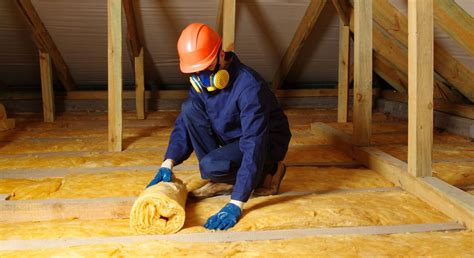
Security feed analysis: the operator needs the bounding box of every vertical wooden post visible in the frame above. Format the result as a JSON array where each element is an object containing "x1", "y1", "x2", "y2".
[
  {"x1": 222, "y1": 0, "x2": 236, "y2": 52},
  {"x1": 352, "y1": 0, "x2": 372, "y2": 146},
  {"x1": 408, "y1": 0, "x2": 433, "y2": 177},
  {"x1": 39, "y1": 50, "x2": 55, "y2": 122},
  {"x1": 337, "y1": 22, "x2": 350, "y2": 123},
  {"x1": 108, "y1": 0, "x2": 123, "y2": 152},
  {"x1": 135, "y1": 47, "x2": 145, "y2": 120}
]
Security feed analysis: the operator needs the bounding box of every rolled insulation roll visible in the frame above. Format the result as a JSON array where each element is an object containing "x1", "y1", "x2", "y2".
[{"x1": 130, "y1": 180, "x2": 187, "y2": 234}]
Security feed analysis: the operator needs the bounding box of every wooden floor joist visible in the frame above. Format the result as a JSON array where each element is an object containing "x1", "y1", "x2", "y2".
[
  {"x1": 0, "y1": 222, "x2": 464, "y2": 251},
  {"x1": 312, "y1": 122, "x2": 474, "y2": 229},
  {"x1": 0, "y1": 187, "x2": 400, "y2": 223}
]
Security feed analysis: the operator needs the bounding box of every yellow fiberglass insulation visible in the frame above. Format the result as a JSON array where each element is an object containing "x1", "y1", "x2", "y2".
[{"x1": 130, "y1": 180, "x2": 187, "y2": 234}]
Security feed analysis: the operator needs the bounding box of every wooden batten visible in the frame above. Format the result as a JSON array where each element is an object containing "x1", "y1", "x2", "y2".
[
  {"x1": 272, "y1": 0, "x2": 327, "y2": 90},
  {"x1": 108, "y1": 0, "x2": 123, "y2": 152},
  {"x1": 352, "y1": 0, "x2": 372, "y2": 146}
]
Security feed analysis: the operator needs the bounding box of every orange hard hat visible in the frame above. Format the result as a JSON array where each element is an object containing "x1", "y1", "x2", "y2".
[{"x1": 177, "y1": 23, "x2": 221, "y2": 73}]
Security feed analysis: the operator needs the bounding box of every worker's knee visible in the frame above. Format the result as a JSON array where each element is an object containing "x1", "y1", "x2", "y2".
[{"x1": 199, "y1": 154, "x2": 236, "y2": 183}]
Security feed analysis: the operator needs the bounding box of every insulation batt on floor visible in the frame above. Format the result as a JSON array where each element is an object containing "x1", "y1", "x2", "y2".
[
  {"x1": 1, "y1": 231, "x2": 473, "y2": 257},
  {"x1": 0, "y1": 191, "x2": 450, "y2": 240},
  {"x1": 0, "y1": 110, "x2": 472, "y2": 257}
]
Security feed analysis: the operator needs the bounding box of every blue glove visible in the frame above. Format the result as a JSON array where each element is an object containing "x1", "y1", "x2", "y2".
[
  {"x1": 146, "y1": 167, "x2": 172, "y2": 188},
  {"x1": 204, "y1": 203, "x2": 241, "y2": 230}
]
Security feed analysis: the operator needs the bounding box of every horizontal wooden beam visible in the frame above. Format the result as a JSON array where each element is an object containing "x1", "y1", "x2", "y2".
[
  {"x1": 16, "y1": 0, "x2": 76, "y2": 91},
  {"x1": 0, "y1": 222, "x2": 463, "y2": 251},
  {"x1": 382, "y1": 90, "x2": 474, "y2": 120},
  {"x1": 0, "y1": 89, "x2": 382, "y2": 101},
  {"x1": 312, "y1": 122, "x2": 474, "y2": 229}
]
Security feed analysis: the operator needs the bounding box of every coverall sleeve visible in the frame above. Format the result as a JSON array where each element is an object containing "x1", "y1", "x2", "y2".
[
  {"x1": 164, "y1": 89, "x2": 200, "y2": 165},
  {"x1": 231, "y1": 84, "x2": 270, "y2": 202}
]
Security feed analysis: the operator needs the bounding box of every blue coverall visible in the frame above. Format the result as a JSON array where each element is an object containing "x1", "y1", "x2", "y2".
[{"x1": 164, "y1": 53, "x2": 291, "y2": 202}]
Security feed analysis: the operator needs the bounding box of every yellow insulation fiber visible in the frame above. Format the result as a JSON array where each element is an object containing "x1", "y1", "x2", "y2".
[{"x1": 130, "y1": 180, "x2": 187, "y2": 234}]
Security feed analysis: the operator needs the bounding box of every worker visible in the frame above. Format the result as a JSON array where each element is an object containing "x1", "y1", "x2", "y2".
[{"x1": 147, "y1": 23, "x2": 291, "y2": 230}]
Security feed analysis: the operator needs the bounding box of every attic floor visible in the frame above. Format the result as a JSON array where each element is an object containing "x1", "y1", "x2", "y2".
[{"x1": 0, "y1": 109, "x2": 472, "y2": 257}]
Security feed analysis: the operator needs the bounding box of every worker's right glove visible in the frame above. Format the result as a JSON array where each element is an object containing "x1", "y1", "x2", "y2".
[
  {"x1": 146, "y1": 159, "x2": 174, "y2": 188},
  {"x1": 204, "y1": 203, "x2": 241, "y2": 230}
]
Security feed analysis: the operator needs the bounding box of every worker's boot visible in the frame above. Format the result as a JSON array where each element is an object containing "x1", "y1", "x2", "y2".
[
  {"x1": 253, "y1": 162, "x2": 286, "y2": 196},
  {"x1": 189, "y1": 181, "x2": 233, "y2": 199}
]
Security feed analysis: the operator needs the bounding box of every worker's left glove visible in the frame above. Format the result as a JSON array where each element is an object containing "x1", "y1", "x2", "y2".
[{"x1": 204, "y1": 203, "x2": 241, "y2": 230}]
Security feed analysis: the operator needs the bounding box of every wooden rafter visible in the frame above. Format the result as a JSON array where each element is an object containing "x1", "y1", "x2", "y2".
[
  {"x1": 216, "y1": 0, "x2": 224, "y2": 36},
  {"x1": 222, "y1": 0, "x2": 236, "y2": 52},
  {"x1": 123, "y1": 0, "x2": 145, "y2": 120},
  {"x1": 331, "y1": 0, "x2": 351, "y2": 25},
  {"x1": 373, "y1": 55, "x2": 407, "y2": 93},
  {"x1": 108, "y1": 0, "x2": 123, "y2": 152},
  {"x1": 371, "y1": 0, "x2": 474, "y2": 102},
  {"x1": 272, "y1": 0, "x2": 327, "y2": 90},
  {"x1": 408, "y1": 0, "x2": 434, "y2": 177},
  {"x1": 434, "y1": 0, "x2": 474, "y2": 56},
  {"x1": 123, "y1": 0, "x2": 141, "y2": 58},
  {"x1": 16, "y1": 0, "x2": 75, "y2": 91}
]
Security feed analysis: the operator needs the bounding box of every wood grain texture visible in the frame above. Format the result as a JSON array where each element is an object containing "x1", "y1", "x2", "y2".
[
  {"x1": 108, "y1": 0, "x2": 123, "y2": 152},
  {"x1": 352, "y1": 0, "x2": 372, "y2": 146},
  {"x1": 408, "y1": 0, "x2": 434, "y2": 177}
]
